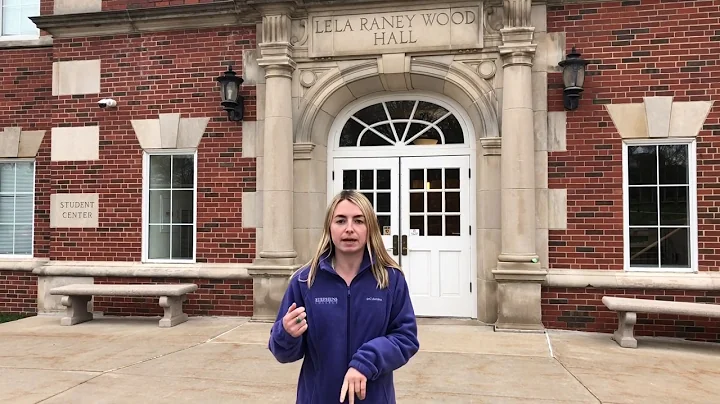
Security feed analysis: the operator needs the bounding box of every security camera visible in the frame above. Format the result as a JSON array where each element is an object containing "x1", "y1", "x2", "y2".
[{"x1": 98, "y1": 98, "x2": 117, "y2": 108}]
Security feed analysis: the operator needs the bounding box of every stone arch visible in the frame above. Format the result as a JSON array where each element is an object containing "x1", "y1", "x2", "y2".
[{"x1": 294, "y1": 55, "x2": 500, "y2": 147}]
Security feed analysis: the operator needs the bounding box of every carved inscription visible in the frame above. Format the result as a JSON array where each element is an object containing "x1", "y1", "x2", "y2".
[
  {"x1": 50, "y1": 193, "x2": 99, "y2": 228},
  {"x1": 309, "y1": 6, "x2": 482, "y2": 57}
]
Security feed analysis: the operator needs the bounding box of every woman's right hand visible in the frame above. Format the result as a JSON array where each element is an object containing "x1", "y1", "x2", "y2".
[{"x1": 283, "y1": 302, "x2": 308, "y2": 337}]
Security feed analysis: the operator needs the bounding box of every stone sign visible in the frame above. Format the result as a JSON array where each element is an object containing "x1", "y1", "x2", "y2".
[
  {"x1": 50, "y1": 193, "x2": 99, "y2": 228},
  {"x1": 309, "y1": 5, "x2": 483, "y2": 58}
]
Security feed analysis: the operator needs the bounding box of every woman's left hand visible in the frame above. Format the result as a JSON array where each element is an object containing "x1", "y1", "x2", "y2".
[{"x1": 339, "y1": 367, "x2": 367, "y2": 403}]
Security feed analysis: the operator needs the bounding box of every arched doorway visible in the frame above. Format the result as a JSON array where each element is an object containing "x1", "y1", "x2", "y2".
[{"x1": 328, "y1": 92, "x2": 477, "y2": 318}]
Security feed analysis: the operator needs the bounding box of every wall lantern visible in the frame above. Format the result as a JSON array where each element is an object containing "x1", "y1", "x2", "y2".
[
  {"x1": 215, "y1": 65, "x2": 244, "y2": 121},
  {"x1": 558, "y1": 47, "x2": 589, "y2": 111}
]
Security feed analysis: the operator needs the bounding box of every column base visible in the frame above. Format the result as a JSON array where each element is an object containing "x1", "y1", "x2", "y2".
[
  {"x1": 248, "y1": 260, "x2": 302, "y2": 322},
  {"x1": 493, "y1": 261, "x2": 547, "y2": 331}
]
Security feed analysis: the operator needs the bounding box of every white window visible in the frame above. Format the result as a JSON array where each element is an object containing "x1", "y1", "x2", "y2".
[
  {"x1": 622, "y1": 139, "x2": 697, "y2": 272},
  {"x1": 0, "y1": 0, "x2": 41, "y2": 38},
  {"x1": 0, "y1": 160, "x2": 34, "y2": 257},
  {"x1": 142, "y1": 151, "x2": 196, "y2": 263}
]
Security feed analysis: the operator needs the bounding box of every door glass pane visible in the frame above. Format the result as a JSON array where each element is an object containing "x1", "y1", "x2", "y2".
[
  {"x1": 629, "y1": 228, "x2": 658, "y2": 267},
  {"x1": 660, "y1": 228, "x2": 689, "y2": 268},
  {"x1": 410, "y1": 170, "x2": 424, "y2": 190},
  {"x1": 360, "y1": 170, "x2": 374, "y2": 189},
  {"x1": 427, "y1": 192, "x2": 442, "y2": 212},
  {"x1": 427, "y1": 169, "x2": 442, "y2": 189},
  {"x1": 410, "y1": 193, "x2": 424, "y2": 212},
  {"x1": 362, "y1": 193, "x2": 374, "y2": 206},
  {"x1": 378, "y1": 215, "x2": 391, "y2": 233},
  {"x1": 446, "y1": 192, "x2": 460, "y2": 213},
  {"x1": 343, "y1": 170, "x2": 357, "y2": 189},
  {"x1": 445, "y1": 169, "x2": 460, "y2": 189},
  {"x1": 377, "y1": 170, "x2": 391, "y2": 189},
  {"x1": 410, "y1": 216, "x2": 424, "y2": 236},
  {"x1": 427, "y1": 216, "x2": 442, "y2": 236},
  {"x1": 445, "y1": 216, "x2": 460, "y2": 236},
  {"x1": 376, "y1": 192, "x2": 391, "y2": 213},
  {"x1": 659, "y1": 186, "x2": 688, "y2": 225}
]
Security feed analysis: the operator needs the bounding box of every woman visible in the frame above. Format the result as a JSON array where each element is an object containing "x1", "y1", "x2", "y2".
[{"x1": 268, "y1": 190, "x2": 420, "y2": 404}]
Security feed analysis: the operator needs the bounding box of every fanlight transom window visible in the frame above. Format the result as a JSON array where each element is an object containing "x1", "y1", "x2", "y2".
[{"x1": 339, "y1": 100, "x2": 465, "y2": 147}]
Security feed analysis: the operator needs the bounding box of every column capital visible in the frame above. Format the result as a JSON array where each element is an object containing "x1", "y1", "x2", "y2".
[{"x1": 499, "y1": 43, "x2": 537, "y2": 67}]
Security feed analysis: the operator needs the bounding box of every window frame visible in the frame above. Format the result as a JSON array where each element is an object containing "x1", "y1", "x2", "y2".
[
  {"x1": 0, "y1": 0, "x2": 41, "y2": 41},
  {"x1": 141, "y1": 149, "x2": 198, "y2": 264},
  {"x1": 622, "y1": 137, "x2": 698, "y2": 273},
  {"x1": 0, "y1": 158, "x2": 35, "y2": 259}
]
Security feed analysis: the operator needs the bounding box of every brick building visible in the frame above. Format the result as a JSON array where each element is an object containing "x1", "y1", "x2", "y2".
[{"x1": 0, "y1": 0, "x2": 718, "y2": 342}]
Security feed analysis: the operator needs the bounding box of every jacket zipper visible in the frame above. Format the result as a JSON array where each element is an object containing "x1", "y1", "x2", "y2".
[{"x1": 346, "y1": 285, "x2": 351, "y2": 367}]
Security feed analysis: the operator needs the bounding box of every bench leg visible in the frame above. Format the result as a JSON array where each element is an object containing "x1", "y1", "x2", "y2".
[
  {"x1": 158, "y1": 295, "x2": 189, "y2": 328},
  {"x1": 612, "y1": 311, "x2": 637, "y2": 348},
  {"x1": 60, "y1": 295, "x2": 93, "y2": 326}
]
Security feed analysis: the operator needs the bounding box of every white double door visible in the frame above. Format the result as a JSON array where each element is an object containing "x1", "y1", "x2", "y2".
[{"x1": 332, "y1": 156, "x2": 473, "y2": 318}]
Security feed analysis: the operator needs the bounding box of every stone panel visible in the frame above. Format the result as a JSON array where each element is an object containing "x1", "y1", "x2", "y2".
[
  {"x1": 54, "y1": 0, "x2": 101, "y2": 14},
  {"x1": 50, "y1": 126, "x2": 100, "y2": 161},
  {"x1": 309, "y1": 5, "x2": 483, "y2": 58},
  {"x1": 52, "y1": 60, "x2": 101, "y2": 96},
  {"x1": 50, "y1": 193, "x2": 100, "y2": 228},
  {"x1": 0, "y1": 127, "x2": 21, "y2": 158}
]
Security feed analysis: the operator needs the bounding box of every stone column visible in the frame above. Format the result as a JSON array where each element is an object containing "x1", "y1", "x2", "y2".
[
  {"x1": 493, "y1": 0, "x2": 547, "y2": 331},
  {"x1": 248, "y1": 5, "x2": 300, "y2": 321}
]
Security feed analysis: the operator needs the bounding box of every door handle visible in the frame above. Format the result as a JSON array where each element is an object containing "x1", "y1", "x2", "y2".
[
  {"x1": 392, "y1": 235, "x2": 399, "y2": 256},
  {"x1": 401, "y1": 235, "x2": 408, "y2": 256}
]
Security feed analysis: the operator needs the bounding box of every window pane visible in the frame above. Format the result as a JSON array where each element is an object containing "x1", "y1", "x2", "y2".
[
  {"x1": 171, "y1": 225, "x2": 193, "y2": 259},
  {"x1": 385, "y1": 100, "x2": 415, "y2": 120},
  {"x1": 359, "y1": 125, "x2": 393, "y2": 146},
  {"x1": 411, "y1": 128, "x2": 441, "y2": 145},
  {"x1": 354, "y1": 104, "x2": 386, "y2": 125},
  {"x1": 437, "y1": 115, "x2": 464, "y2": 144},
  {"x1": 414, "y1": 101, "x2": 449, "y2": 123},
  {"x1": 0, "y1": 164, "x2": 14, "y2": 193},
  {"x1": 410, "y1": 216, "x2": 424, "y2": 236},
  {"x1": 15, "y1": 195, "x2": 33, "y2": 224},
  {"x1": 0, "y1": 224, "x2": 12, "y2": 254},
  {"x1": 359, "y1": 170, "x2": 374, "y2": 190},
  {"x1": 427, "y1": 216, "x2": 442, "y2": 236},
  {"x1": 659, "y1": 145, "x2": 688, "y2": 185},
  {"x1": 376, "y1": 192, "x2": 391, "y2": 213},
  {"x1": 172, "y1": 156, "x2": 194, "y2": 188},
  {"x1": 15, "y1": 163, "x2": 33, "y2": 192},
  {"x1": 629, "y1": 187, "x2": 657, "y2": 226},
  {"x1": 14, "y1": 225, "x2": 32, "y2": 255},
  {"x1": 629, "y1": 228, "x2": 659, "y2": 267},
  {"x1": 172, "y1": 190, "x2": 194, "y2": 224},
  {"x1": 659, "y1": 186, "x2": 688, "y2": 226},
  {"x1": 660, "y1": 228, "x2": 689, "y2": 268},
  {"x1": 628, "y1": 146, "x2": 657, "y2": 185},
  {"x1": 342, "y1": 170, "x2": 357, "y2": 190},
  {"x1": 148, "y1": 225, "x2": 170, "y2": 259},
  {"x1": 2, "y1": 6, "x2": 22, "y2": 36},
  {"x1": 0, "y1": 196, "x2": 13, "y2": 223},
  {"x1": 149, "y1": 190, "x2": 170, "y2": 224},
  {"x1": 339, "y1": 120, "x2": 364, "y2": 147},
  {"x1": 445, "y1": 215, "x2": 460, "y2": 236},
  {"x1": 149, "y1": 155, "x2": 171, "y2": 188},
  {"x1": 376, "y1": 170, "x2": 390, "y2": 190}
]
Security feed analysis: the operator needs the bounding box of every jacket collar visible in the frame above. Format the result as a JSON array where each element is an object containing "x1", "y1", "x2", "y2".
[{"x1": 318, "y1": 248, "x2": 374, "y2": 276}]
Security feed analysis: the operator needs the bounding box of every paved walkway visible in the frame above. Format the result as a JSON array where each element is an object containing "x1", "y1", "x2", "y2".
[{"x1": 1, "y1": 315, "x2": 719, "y2": 403}]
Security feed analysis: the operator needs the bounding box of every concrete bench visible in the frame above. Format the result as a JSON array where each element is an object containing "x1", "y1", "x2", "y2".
[
  {"x1": 602, "y1": 296, "x2": 720, "y2": 348},
  {"x1": 50, "y1": 284, "x2": 198, "y2": 328}
]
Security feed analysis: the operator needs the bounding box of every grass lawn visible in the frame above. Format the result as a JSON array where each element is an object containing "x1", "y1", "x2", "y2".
[{"x1": 0, "y1": 313, "x2": 32, "y2": 324}]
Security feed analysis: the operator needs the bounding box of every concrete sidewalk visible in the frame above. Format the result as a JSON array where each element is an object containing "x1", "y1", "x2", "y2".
[{"x1": 1, "y1": 315, "x2": 719, "y2": 403}]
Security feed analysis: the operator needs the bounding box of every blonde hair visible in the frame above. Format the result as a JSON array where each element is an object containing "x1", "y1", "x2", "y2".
[{"x1": 298, "y1": 190, "x2": 401, "y2": 289}]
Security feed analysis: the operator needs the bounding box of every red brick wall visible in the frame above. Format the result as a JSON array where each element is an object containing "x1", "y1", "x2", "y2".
[
  {"x1": 102, "y1": 0, "x2": 216, "y2": 11},
  {"x1": 93, "y1": 276, "x2": 253, "y2": 316},
  {"x1": 547, "y1": 0, "x2": 720, "y2": 270},
  {"x1": 543, "y1": 286, "x2": 720, "y2": 343},
  {"x1": 48, "y1": 27, "x2": 257, "y2": 262},
  {"x1": 0, "y1": 271, "x2": 37, "y2": 314}
]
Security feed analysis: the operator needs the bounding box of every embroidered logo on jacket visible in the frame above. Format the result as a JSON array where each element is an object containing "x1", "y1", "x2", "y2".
[
  {"x1": 315, "y1": 297, "x2": 338, "y2": 305},
  {"x1": 366, "y1": 297, "x2": 383, "y2": 302}
]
